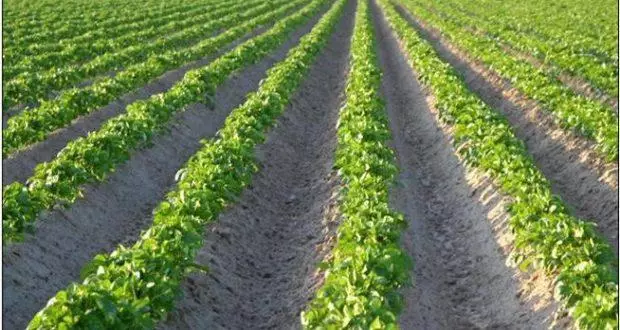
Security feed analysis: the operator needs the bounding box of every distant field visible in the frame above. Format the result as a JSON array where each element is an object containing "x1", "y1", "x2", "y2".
[{"x1": 2, "y1": 0, "x2": 618, "y2": 328}]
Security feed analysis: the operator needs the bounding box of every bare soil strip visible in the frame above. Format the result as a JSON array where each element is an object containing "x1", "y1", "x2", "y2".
[
  {"x1": 158, "y1": 2, "x2": 355, "y2": 329},
  {"x1": 394, "y1": 4, "x2": 619, "y2": 253},
  {"x1": 2, "y1": 27, "x2": 267, "y2": 185},
  {"x1": 1, "y1": 12, "x2": 326, "y2": 329},
  {"x1": 371, "y1": 2, "x2": 567, "y2": 328}
]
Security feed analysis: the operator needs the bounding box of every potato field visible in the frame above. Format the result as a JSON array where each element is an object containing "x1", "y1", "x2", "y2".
[{"x1": 2, "y1": 0, "x2": 618, "y2": 328}]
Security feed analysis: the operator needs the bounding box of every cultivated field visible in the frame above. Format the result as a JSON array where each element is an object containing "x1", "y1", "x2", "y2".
[{"x1": 2, "y1": 0, "x2": 618, "y2": 328}]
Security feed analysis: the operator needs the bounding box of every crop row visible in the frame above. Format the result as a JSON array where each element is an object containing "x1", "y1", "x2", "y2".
[
  {"x1": 435, "y1": 0, "x2": 618, "y2": 67},
  {"x1": 449, "y1": 0, "x2": 618, "y2": 64},
  {"x1": 2, "y1": 0, "x2": 299, "y2": 156},
  {"x1": 2, "y1": 0, "x2": 314, "y2": 243},
  {"x1": 26, "y1": 0, "x2": 345, "y2": 327},
  {"x1": 421, "y1": 0, "x2": 618, "y2": 97},
  {"x1": 4, "y1": 0, "x2": 91, "y2": 20},
  {"x1": 4, "y1": 0, "x2": 217, "y2": 52},
  {"x1": 400, "y1": 0, "x2": 618, "y2": 161},
  {"x1": 302, "y1": 0, "x2": 410, "y2": 327},
  {"x1": 4, "y1": 0, "x2": 149, "y2": 35},
  {"x1": 4, "y1": 0, "x2": 138, "y2": 22},
  {"x1": 4, "y1": 0, "x2": 234, "y2": 76},
  {"x1": 3, "y1": 0, "x2": 267, "y2": 104},
  {"x1": 527, "y1": 0, "x2": 615, "y2": 32},
  {"x1": 5, "y1": 1, "x2": 167, "y2": 48},
  {"x1": 4, "y1": 0, "x2": 227, "y2": 72},
  {"x1": 524, "y1": 0, "x2": 614, "y2": 42},
  {"x1": 379, "y1": 0, "x2": 618, "y2": 328}
]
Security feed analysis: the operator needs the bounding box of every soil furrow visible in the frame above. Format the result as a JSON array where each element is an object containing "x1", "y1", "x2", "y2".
[
  {"x1": 393, "y1": 4, "x2": 619, "y2": 253},
  {"x1": 371, "y1": 1, "x2": 565, "y2": 328},
  {"x1": 1, "y1": 11, "x2": 327, "y2": 329},
  {"x1": 2, "y1": 26, "x2": 268, "y2": 185},
  {"x1": 159, "y1": 2, "x2": 355, "y2": 328}
]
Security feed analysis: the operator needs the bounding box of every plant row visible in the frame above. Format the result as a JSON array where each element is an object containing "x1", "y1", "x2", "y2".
[
  {"x1": 4, "y1": 0, "x2": 228, "y2": 74},
  {"x1": 4, "y1": 0, "x2": 146, "y2": 35},
  {"x1": 2, "y1": 0, "x2": 267, "y2": 109},
  {"x1": 4, "y1": 0, "x2": 92, "y2": 21},
  {"x1": 4, "y1": 0, "x2": 141, "y2": 24},
  {"x1": 302, "y1": 0, "x2": 410, "y2": 327},
  {"x1": 5, "y1": 0, "x2": 159, "y2": 48},
  {"x1": 379, "y1": 0, "x2": 618, "y2": 328},
  {"x1": 400, "y1": 0, "x2": 618, "y2": 161},
  {"x1": 2, "y1": 0, "x2": 317, "y2": 243},
  {"x1": 4, "y1": 0, "x2": 216, "y2": 52},
  {"x1": 27, "y1": 0, "x2": 345, "y2": 327},
  {"x1": 2, "y1": 0, "x2": 300, "y2": 156},
  {"x1": 448, "y1": 0, "x2": 617, "y2": 64},
  {"x1": 506, "y1": 2, "x2": 618, "y2": 66},
  {"x1": 439, "y1": 0, "x2": 618, "y2": 66},
  {"x1": 420, "y1": 0, "x2": 618, "y2": 97}
]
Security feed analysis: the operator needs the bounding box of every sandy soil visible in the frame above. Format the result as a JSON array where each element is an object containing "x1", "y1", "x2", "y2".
[
  {"x1": 159, "y1": 2, "x2": 355, "y2": 328},
  {"x1": 2, "y1": 26, "x2": 268, "y2": 185},
  {"x1": 394, "y1": 4, "x2": 619, "y2": 253},
  {"x1": 372, "y1": 1, "x2": 568, "y2": 328},
  {"x1": 2, "y1": 1, "x2": 612, "y2": 329},
  {"x1": 1, "y1": 12, "x2": 325, "y2": 329}
]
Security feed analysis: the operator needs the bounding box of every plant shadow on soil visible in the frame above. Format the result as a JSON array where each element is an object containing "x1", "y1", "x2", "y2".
[
  {"x1": 1, "y1": 6, "x2": 331, "y2": 329},
  {"x1": 159, "y1": 1, "x2": 356, "y2": 329},
  {"x1": 371, "y1": 1, "x2": 570, "y2": 328},
  {"x1": 2, "y1": 24, "x2": 269, "y2": 186},
  {"x1": 392, "y1": 2, "x2": 618, "y2": 255}
]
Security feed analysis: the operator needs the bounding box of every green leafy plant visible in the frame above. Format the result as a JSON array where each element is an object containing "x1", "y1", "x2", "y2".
[
  {"x1": 399, "y1": 0, "x2": 618, "y2": 161},
  {"x1": 416, "y1": 0, "x2": 618, "y2": 97},
  {"x1": 378, "y1": 0, "x2": 618, "y2": 328},
  {"x1": 27, "y1": 0, "x2": 346, "y2": 327},
  {"x1": 3, "y1": 0, "x2": 305, "y2": 156},
  {"x1": 302, "y1": 0, "x2": 410, "y2": 327},
  {"x1": 2, "y1": 0, "x2": 322, "y2": 243},
  {"x1": 3, "y1": 0, "x2": 243, "y2": 80},
  {"x1": 2, "y1": 0, "x2": 283, "y2": 110},
  {"x1": 3, "y1": 0, "x2": 219, "y2": 60}
]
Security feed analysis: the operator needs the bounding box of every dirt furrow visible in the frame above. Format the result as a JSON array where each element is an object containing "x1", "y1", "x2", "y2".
[
  {"x1": 1, "y1": 10, "x2": 328, "y2": 329},
  {"x1": 159, "y1": 2, "x2": 355, "y2": 328},
  {"x1": 393, "y1": 4, "x2": 619, "y2": 253},
  {"x1": 2, "y1": 26, "x2": 270, "y2": 185},
  {"x1": 371, "y1": 1, "x2": 565, "y2": 328}
]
